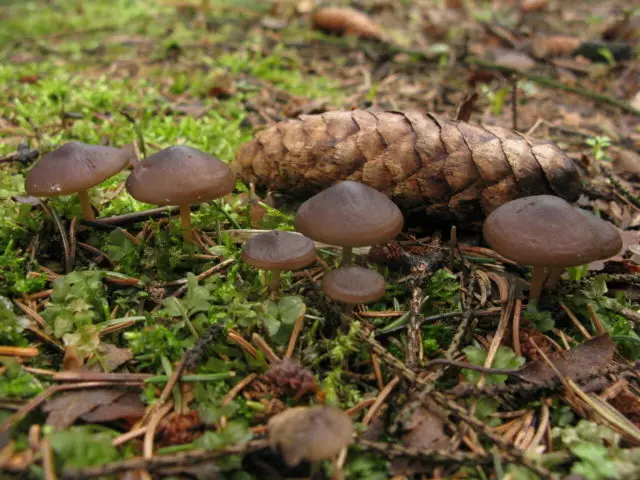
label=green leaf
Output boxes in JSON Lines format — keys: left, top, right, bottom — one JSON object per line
{"left": 48, "top": 426, "right": 120, "bottom": 468}
{"left": 163, "top": 297, "right": 188, "bottom": 318}
{"left": 194, "top": 420, "right": 252, "bottom": 450}
{"left": 0, "top": 296, "right": 28, "bottom": 346}
{"left": 462, "top": 343, "right": 524, "bottom": 385}
{"left": 262, "top": 295, "right": 305, "bottom": 345}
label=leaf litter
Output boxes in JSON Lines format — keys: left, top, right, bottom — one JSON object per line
{"left": 0, "top": 0, "right": 639, "bottom": 479}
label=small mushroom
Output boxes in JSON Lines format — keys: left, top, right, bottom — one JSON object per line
{"left": 295, "top": 181, "right": 404, "bottom": 265}
{"left": 24, "top": 142, "right": 132, "bottom": 220}
{"left": 268, "top": 405, "right": 354, "bottom": 468}
{"left": 242, "top": 230, "right": 316, "bottom": 294}
{"left": 483, "top": 195, "right": 622, "bottom": 303}
{"left": 125, "top": 145, "right": 235, "bottom": 242}
{"left": 322, "top": 266, "right": 386, "bottom": 321}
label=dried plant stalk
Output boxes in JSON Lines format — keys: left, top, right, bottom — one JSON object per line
{"left": 232, "top": 111, "right": 581, "bottom": 225}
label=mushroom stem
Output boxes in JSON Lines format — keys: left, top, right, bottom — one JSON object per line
{"left": 179, "top": 203, "right": 194, "bottom": 243}
{"left": 269, "top": 269, "right": 282, "bottom": 294}
{"left": 77, "top": 189, "right": 95, "bottom": 220}
{"left": 341, "top": 246, "right": 353, "bottom": 266}
{"left": 545, "top": 267, "right": 564, "bottom": 290}
{"left": 340, "top": 304, "right": 355, "bottom": 329}
{"left": 528, "top": 266, "right": 548, "bottom": 304}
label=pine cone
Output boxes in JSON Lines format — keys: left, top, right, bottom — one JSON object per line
{"left": 231, "top": 110, "right": 581, "bottom": 226}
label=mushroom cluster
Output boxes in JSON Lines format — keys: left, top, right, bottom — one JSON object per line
{"left": 240, "top": 181, "right": 402, "bottom": 314}
{"left": 24, "top": 142, "right": 235, "bottom": 243}
{"left": 295, "top": 181, "right": 403, "bottom": 318}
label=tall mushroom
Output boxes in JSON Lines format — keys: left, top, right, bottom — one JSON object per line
{"left": 483, "top": 195, "right": 622, "bottom": 303}
{"left": 322, "top": 266, "right": 386, "bottom": 320}
{"left": 268, "top": 405, "right": 354, "bottom": 468}
{"left": 295, "top": 181, "right": 404, "bottom": 265}
{"left": 242, "top": 230, "right": 317, "bottom": 294}
{"left": 125, "top": 145, "right": 235, "bottom": 243}
{"left": 25, "top": 142, "right": 132, "bottom": 220}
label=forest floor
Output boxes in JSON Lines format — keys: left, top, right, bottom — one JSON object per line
{"left": 0, "top": 1, "right": 639, "bottom": 479}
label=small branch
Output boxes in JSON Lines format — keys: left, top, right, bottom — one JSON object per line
{"left": 467, "top": 57, "right": 640, "bottom": 118}
{"left": 61, "top": 439, "right": 270, "bottom": 478}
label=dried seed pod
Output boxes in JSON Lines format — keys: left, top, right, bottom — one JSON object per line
{"left": 311, "top": 7, "right": 384, "bottom": 41}
{"left": 231, "top": 111, "right": 582, "bottom": 227}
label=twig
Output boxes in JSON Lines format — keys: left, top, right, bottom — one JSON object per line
{"left": 467, "top": 57, "right": 640, "bottom": 117}
{"left": 169, "top": 259, "right": 235, "bottom": 297}
{"left": 228, "top": 330, "right": 259, "bottom": 359}
{"left": 222, "top": 373, "right": 257, "bottom": 406}
{"left": 1, "top": 382, "right": 141, "bottom": 432}
{"left": 604, "top": 170, "right": 640, "bottom": 209}
{"left": 406, "top": 279, "right": 423, "bottom": 368}
{"left": 362, "top": 376, "right": 400, "bottom": 425}
{"left": 144, "top": 401, "right": 174, "bottom": 458}
{"left": 13, "top": 299, "right": 46, "bottom": 328}
{"left": 285, "top": 311, "right": 304, "bottom": 358}
{"left": 251, "top": 333, "right": 280, "bottom": 364}
{"left": 357, "top": 439, "right": 493, "bottom": 465}
{"left": 513, "top": 298, "right": 523, "bottom": 357}
{"left": 53, "top": 372, "right": 151, "bottom": 382}
{"left": 61, "top": 439, "right": 270, "bottom": 478}
{"left": 80, "top": 206, "right": 193, "bottom": 229}
{"left": 0, "top": 346, "right": 39, "bottom": 357}
{"left": 42, "top": 437, "right": 57, "bottom": 480}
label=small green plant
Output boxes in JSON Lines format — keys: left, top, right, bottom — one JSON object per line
{"left": 586, "top": 136, "right": 612, "bottom": 162}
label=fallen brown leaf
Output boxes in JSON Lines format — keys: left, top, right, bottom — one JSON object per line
{"left": 532, "top": 35, "right": 582, "bottom": 59}
{"left": 80, "top": 392, "right": 145, "bottom": 424}
{"left": 520, "top": 0, "right": 549, "bottom": 13}
{"left": 391, "top": 400, "right": 450, "bottom": 475}
{"left": 311, "top": 7, "right": 384, "bottom": 41}
{"left": 43, "top": 389, "right": 128, "bottom": 428}
{"left": 516, "top": 335, "right": 616, "bottom": 385}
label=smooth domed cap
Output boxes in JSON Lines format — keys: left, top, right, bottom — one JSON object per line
{"left": 125, "top": 145, "right": 235, "bottom": 205}
{"left": 483, "top": 195, "right": 622, "bottom": 267}
{"left": 242, "top": 231, "right": 316, "bottom": 271}
{"left": 295, "top": 181, "right": 403, "bottom": 247}
{"left": 25, "top": 142, "right": 130, "bottom": 196}
{"left": 322, "top": 266, "right": 386, "bottom": 304}
{"left": 268, "top": 406, "right": 354, "bottom": 467}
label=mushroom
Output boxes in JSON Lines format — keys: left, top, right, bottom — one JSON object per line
{"left": 268, "top": 405, "right": 354, "bottom": 468}
{"left": 483, "top": 195, "right": 622, "bottom": 303}
{"left": 322, "top": 266, "right": 386, "bottom": 319}
{"left": 24, "top": 142, "right": 132, "bottom": 220}
{"left": 242, "top": 230, "right": 316, "bottom": 294}
{"left": 295, "top": 181, "right": 403, "bottom": 265}
{"left": 125, "top": 145, "right": 235, "bottom": 242}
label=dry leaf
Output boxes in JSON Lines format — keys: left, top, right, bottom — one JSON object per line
{"left": 392, "top": 401, "right": 450, "bottom": 475}
{"left": 80, "top": 391, "right": 145, "bottom": 424}
{"left": 311, "top": 7, "right": 384, "bottom": 41}
{"left": 86, "top": 343, "right": 133, "bottom": 373}
{"left": 516, "top": 335, "right": 616, "bottom": 385}
{"left": 520, "top": 0, "right": 549, "bottom": 13}
{"left": 43, "top": 389, "right": 129, "bottom": 428}
{"left": 532, "top": 35, "right": 582, "bottom": 59}
{"left": 485, "top": 48, "right": 536, "bottom": 72}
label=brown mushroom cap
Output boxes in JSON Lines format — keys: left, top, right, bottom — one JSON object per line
{"left": 483, "top": 195, "right": 622, "bottom": 267}
{"left": 295, "top": 181, "right": 404, "bottom": 247}
{"left": 242, "top": 231, "right": 316, "bottom": 271}
{"left": 268, "top": 405, "right": 354, "bottom": 467}
{"left": 322, "top": 266, "right": 386, "bottom": 305}
{"left": 25, "top": 142, "right": 131, "bottom": 196}
{"left": 125, "top": 145, "right": 235, "bottom": 205}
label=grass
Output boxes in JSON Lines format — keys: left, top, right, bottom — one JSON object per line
{"left": 1, "top": 1, "right": 639, "bottom": 479}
